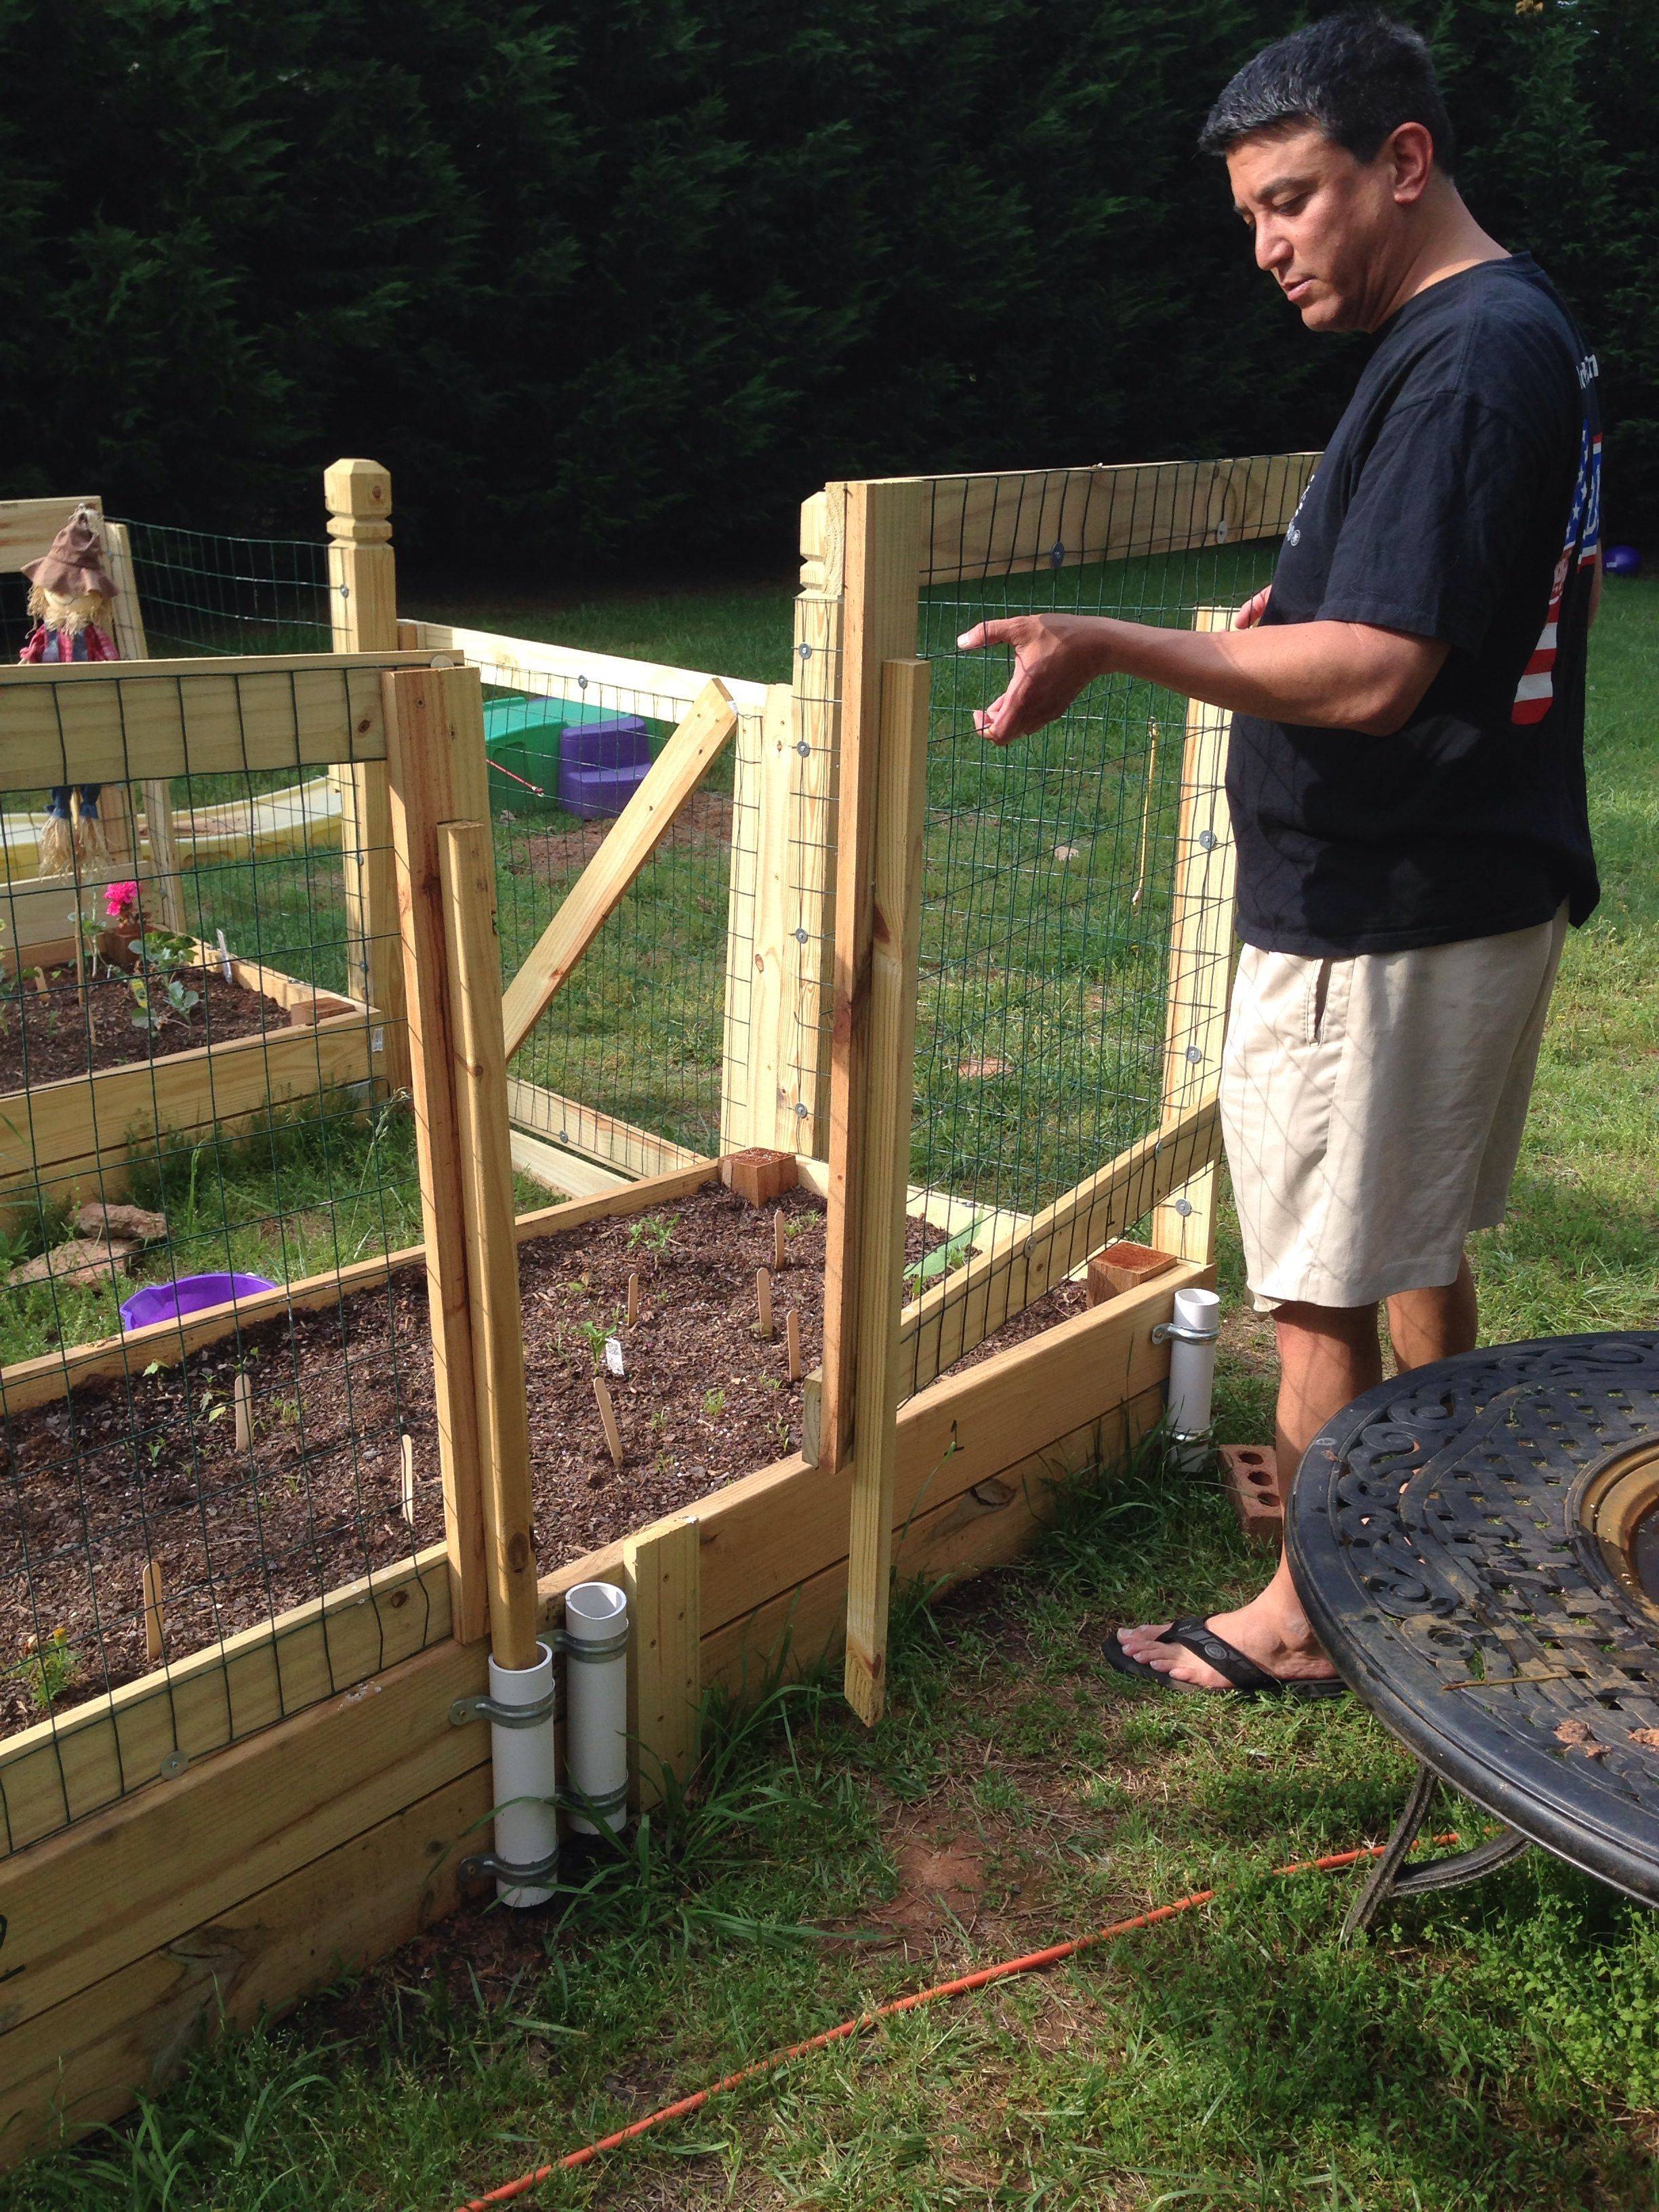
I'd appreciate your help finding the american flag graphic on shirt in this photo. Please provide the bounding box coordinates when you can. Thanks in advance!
[1513,370,1601,726]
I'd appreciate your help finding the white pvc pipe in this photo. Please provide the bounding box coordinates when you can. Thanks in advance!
[487,1641,559,1908]
[565,1580,630,1837]
[1168,1286,1221,1471]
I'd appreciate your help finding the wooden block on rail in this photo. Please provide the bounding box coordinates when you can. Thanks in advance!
[1221,1445,1282,1551]
[721,1147,798,1208]
[1086,1242,1176,1307]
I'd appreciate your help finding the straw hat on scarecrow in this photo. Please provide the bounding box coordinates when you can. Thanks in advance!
[18,505,120,872]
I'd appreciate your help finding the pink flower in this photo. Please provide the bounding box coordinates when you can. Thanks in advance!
[104,881,139,922]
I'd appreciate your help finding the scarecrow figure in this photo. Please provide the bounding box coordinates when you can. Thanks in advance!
[18,504,119,872]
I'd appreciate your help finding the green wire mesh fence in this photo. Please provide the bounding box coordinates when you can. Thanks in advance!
[0,600,438,1850]
[476,645,744,1171]
[898,457,1308,1399]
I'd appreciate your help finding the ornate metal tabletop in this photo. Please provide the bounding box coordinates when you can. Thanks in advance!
[1286,1331,1659,1922]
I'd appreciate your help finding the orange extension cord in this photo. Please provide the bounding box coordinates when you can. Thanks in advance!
[453,1835,1457,2210]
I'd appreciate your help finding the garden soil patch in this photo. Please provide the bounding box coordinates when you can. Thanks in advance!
[0,1184,1086,1732]
[0,956,285,1090]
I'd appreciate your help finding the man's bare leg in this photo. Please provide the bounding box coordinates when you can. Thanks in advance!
[1387,1252,1477,1371]
[1116,1299,1381,1688]
[1117,1249,1478,1690]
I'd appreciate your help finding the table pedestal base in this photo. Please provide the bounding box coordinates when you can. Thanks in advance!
[1343,1763,1533,1942]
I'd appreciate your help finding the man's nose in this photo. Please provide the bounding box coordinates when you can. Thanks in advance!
[1255,222,1292,275]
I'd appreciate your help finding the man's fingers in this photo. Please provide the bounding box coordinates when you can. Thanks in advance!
[957,618,1024,651]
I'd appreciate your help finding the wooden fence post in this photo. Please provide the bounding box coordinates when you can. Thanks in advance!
[819,480,923,1490]
[1150,606,1237,1267]
[780,486,847,1160]
[382,661,496,1645]
[439,818,539,1666]
[103,521,185,933]
[621,1513,701,1809]
[817,477,928,1725]
[838,656,930,1725]
[327,459,410,1088]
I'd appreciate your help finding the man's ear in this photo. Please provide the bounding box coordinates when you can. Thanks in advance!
[1385,121,1435,206]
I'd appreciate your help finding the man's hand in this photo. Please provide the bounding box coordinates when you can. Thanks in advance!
[1233,586,1272,630]
[956,613,1108,745]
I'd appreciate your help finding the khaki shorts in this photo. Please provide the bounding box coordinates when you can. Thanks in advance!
[1219,908,1568,1311]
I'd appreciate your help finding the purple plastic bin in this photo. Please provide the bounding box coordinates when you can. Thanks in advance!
[119,1272,278,1332]
[560,716,651,772]
[557,716,652,819]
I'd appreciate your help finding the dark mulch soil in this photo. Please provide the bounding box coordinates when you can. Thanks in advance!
[0,1183,1086,1733]
[0,958,285,1090]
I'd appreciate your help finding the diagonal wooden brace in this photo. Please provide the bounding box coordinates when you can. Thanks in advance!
[500,677,737,1058]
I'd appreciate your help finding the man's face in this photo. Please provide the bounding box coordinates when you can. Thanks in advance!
[1225,124,1412,334]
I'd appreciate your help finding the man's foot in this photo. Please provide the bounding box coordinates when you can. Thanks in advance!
[1114,1576,1340,1694]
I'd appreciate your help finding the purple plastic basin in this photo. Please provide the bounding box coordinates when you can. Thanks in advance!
[119,1272,278,1332]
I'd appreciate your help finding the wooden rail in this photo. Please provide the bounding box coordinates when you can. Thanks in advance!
[401,617,767,716]
[897,451,1318,584]
[0,651,436,788]
[506,1075,705,1180]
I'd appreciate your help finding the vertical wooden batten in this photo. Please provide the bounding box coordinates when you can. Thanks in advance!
[439,818,539,1668]
[327,459,409,1088]
[819,478,924,1490]
[383,662,493,1644]
[622,1515,701,1809]
[840,657,930,1724]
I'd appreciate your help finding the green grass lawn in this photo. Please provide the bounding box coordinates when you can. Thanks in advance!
[4,576,1655,2209]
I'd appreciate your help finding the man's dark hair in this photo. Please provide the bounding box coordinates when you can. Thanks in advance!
[1200,9,1456,175]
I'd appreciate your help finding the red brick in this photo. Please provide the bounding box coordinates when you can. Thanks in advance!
[720,1147,799,1207]
[1221,1444,1282,1551]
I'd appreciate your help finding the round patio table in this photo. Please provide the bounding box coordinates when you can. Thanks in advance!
[1286,1330,1659,1936]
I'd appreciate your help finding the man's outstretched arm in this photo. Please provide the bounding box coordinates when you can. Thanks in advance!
[958,603,1449,745]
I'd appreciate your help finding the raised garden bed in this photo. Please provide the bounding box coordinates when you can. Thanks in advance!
[0,937,382,1225]
[0,1180,1084,1734]
[0,953,284,1089]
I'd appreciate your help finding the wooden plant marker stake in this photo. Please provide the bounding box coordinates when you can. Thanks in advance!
[232,1370,253,1454]
[756,1268,774,1342]
[786,1307,802,1384]
[33,966,49,1000]
[141,1558,164,1664]
[627,1271,640,1326]
[773,1210,786,1272]
[72,922,87,1010]
[399,1433,416,1527]
[593,1374,625,1470]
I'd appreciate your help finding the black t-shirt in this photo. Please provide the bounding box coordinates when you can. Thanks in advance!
[1227,252,1602,956]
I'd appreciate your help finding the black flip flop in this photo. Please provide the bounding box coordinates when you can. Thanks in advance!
[1103,1616,1347,1701]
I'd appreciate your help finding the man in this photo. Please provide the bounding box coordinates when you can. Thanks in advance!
[960,9,1601,1696]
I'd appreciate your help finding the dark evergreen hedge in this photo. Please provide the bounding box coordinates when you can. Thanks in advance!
[2,0,1650,562]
